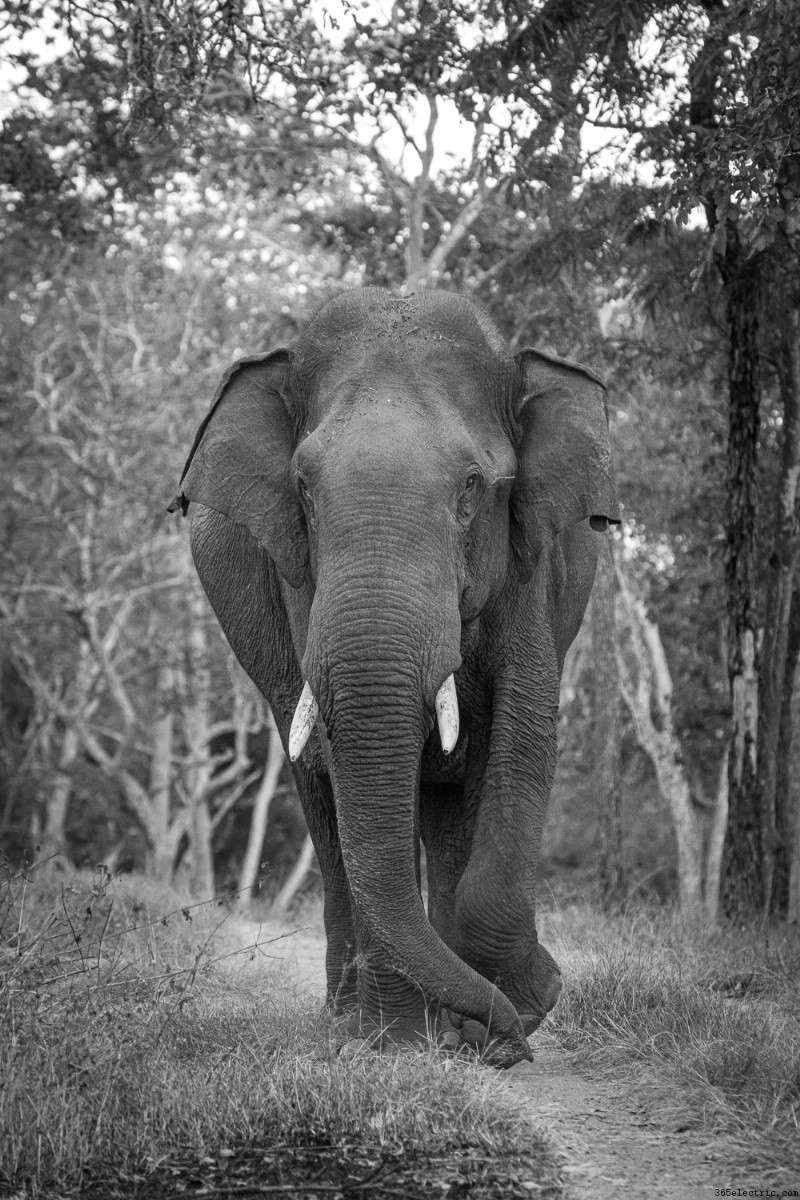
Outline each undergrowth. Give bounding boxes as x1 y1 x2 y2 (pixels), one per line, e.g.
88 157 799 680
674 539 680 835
0 858 560 1199
542 903 800 1183
7 856 797 1195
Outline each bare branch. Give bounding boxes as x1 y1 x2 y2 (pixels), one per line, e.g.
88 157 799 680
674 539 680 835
419 93 438 185
210 769 262 831
383 97 423 161
75 328 113 407
80 596 138 756
421 183 490 282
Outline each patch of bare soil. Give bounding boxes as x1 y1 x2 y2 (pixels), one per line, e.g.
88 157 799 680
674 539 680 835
501 1038 731 1199
219 912 775 1199
222 906 327 994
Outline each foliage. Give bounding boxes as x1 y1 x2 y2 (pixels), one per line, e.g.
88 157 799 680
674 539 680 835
0 181 340 879
663 0 800 259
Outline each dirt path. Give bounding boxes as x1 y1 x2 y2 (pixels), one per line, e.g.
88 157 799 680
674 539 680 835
501 1041 729 1199
221 911 748 1200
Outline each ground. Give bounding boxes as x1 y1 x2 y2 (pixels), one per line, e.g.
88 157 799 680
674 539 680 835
502 1041 725 1198
223 907 770 1200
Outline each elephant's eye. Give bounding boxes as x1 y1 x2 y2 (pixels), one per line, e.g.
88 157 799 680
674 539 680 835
458 469 484 521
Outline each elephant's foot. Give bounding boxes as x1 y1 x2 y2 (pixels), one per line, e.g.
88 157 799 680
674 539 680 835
346 1003 437 1047
448 939 561 1042
437 1008 533 1068
339 952 537 1069
333 1006 435 1062
352 952 434 1044
496 942 562 1034
336 1017 396 1062
334 1006 531 1069
337 1036 382 1062
326 989 359 1018
353 969 535 1067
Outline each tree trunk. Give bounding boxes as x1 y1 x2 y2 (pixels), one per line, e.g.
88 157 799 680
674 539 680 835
720 228 764 918
788 699 800 919
704 747 729 924
181 586 215 898
403 96 436 292
779 583 800 919
188 795 215 898
615 567 705 917
147 663 177 881
38 639 98 867
591 535 625 910
272 832 316 913
399 96 488 293
237 715 284 902
758 311 800 914
39 725 78 863
690 12 767 920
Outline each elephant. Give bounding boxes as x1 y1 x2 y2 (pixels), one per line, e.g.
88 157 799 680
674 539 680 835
169 287 619 1067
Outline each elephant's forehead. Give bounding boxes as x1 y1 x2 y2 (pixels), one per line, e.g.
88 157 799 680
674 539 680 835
301 346 514 433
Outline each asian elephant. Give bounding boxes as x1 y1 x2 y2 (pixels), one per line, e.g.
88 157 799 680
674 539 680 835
169 288 619 1067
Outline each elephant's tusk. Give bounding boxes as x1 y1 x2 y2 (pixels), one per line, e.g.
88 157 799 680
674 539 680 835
289 682 319 761
435 674 459 755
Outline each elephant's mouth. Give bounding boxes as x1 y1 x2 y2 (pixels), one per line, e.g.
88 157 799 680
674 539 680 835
287 673 460 762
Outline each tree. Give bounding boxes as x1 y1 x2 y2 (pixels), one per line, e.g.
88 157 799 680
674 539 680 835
616 563 728 921
497 0 800 919
591 536 625 910
0 184 338 882
237 714 284 901
669 1 800 917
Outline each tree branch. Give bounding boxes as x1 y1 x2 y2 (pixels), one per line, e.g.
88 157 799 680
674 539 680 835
421 183 490 282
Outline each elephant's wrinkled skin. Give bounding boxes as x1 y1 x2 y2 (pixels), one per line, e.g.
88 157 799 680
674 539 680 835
170 289 619 1067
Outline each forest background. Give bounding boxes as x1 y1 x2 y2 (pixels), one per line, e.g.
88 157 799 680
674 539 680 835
2 0 799 926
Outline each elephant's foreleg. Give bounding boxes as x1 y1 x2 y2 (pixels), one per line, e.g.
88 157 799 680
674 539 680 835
346 913 433 1043
453 597 563 1032
420 781 475 948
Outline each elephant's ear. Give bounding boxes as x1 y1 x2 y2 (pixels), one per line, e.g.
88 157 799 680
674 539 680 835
168 350 308 588
510 348 621 583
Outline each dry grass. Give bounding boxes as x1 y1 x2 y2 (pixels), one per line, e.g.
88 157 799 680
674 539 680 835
540 901 800 1182
0 858 561 1199
7 857 797 1195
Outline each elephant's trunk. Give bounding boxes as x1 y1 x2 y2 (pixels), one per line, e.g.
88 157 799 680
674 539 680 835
300 572 531 1065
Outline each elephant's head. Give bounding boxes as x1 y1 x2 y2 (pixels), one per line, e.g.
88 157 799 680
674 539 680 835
171 288 618 1061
